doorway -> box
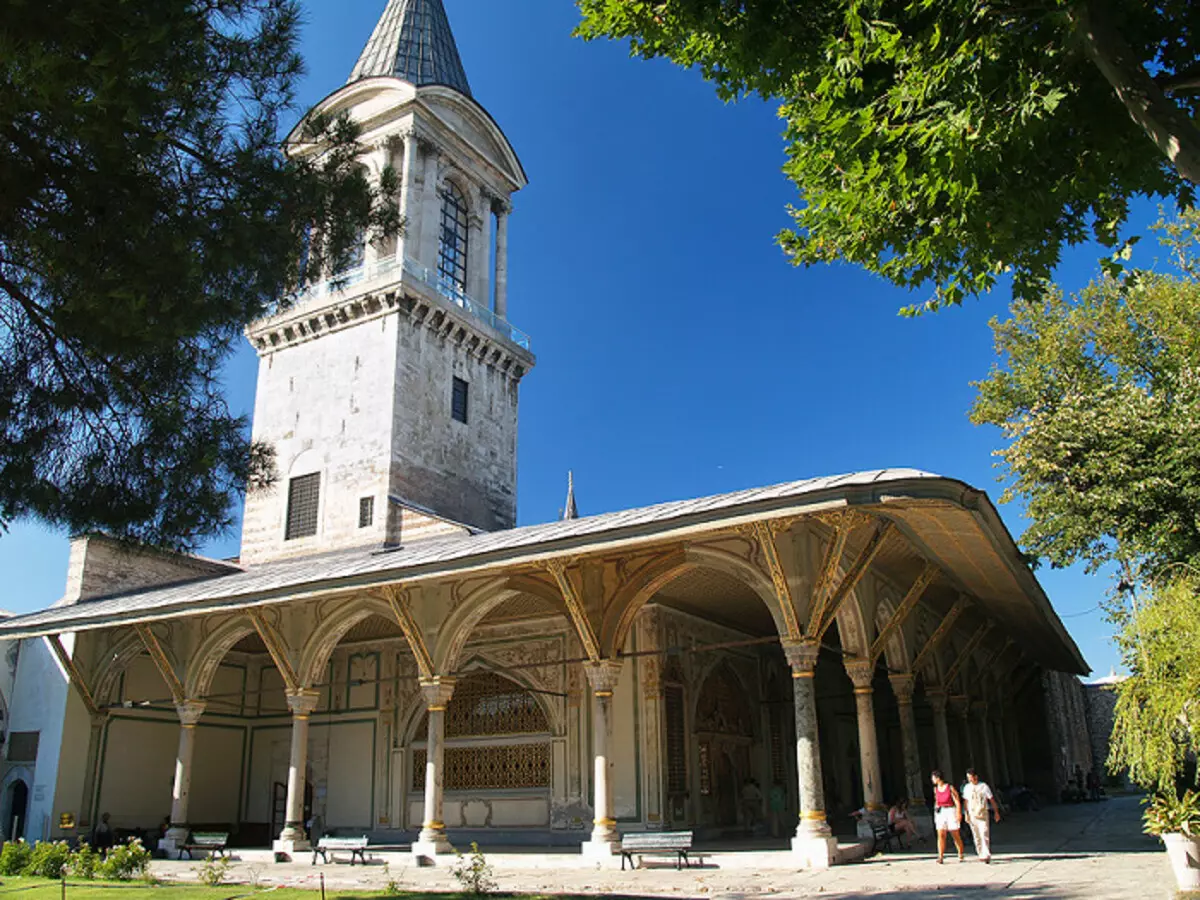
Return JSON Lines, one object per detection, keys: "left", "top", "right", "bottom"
{"left": 8, "top": 780, "right": 28, "bottom": 841}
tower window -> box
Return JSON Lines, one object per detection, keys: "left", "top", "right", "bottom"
{"left": 451, "top": 376, "right": 469, "bottom": 424}
{"left": 285, "top": 473, "right": 320, "bottom": 540}
{"left": 438, "top": 182, "right": 470, "bottom": 295}
{"left": 359, "top": 496, "right": 375, "bottom": 528}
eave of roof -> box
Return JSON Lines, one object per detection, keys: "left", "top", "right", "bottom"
{"left": 0, "top": 469, "right": 1089, "bottom": 675}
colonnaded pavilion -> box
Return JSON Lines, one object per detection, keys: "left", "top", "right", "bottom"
{"left": 0, "top": 0, "right": 1091, "bottom": 869}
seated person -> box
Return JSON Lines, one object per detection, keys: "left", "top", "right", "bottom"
{"left": 888, "top": 799, "right": 921, "bottom": 847}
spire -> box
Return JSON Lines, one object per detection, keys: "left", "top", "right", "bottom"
{"left": 349, "top": 0, "right": 472, "bottom": 97}
{"left": 563, "top": 471, "right": 579, "bottom": 521}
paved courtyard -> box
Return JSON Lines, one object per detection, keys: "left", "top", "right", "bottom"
{"left": 153, "top": 795, "right": 1174, "bottom": 899}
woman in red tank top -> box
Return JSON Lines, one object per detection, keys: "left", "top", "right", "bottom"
{"left": 930, "top": 770, "right": 965, "bottom": 863}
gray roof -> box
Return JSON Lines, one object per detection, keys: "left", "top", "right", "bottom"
{"left": 0, "top": 469, "right": 1090, "bottom": 674}
{"left": 349, "top": 0, "right": 472, "bottom": 97}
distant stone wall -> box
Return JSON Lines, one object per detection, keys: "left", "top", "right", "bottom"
{"left": 1042, "top": 670, "right": 1095, "bottom": 798}
{"left": 61, "top": 534, "right": 238, "bottom": 605}
{"left": 1084, "top": 683, "right": 1125, "bottom": 785}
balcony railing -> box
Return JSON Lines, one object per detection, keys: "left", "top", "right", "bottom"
{"left": 295, "top": 257, "right": 530, "bottom": 351}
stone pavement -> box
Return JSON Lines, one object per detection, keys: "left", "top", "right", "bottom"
{"left": 152, "top": 796, "right": 1174, "bottom": 899}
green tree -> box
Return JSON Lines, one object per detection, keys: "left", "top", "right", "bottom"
{"left": 575, "top": 0, "right": 1199, "bottom": 310}
{"left": 0, "top": 0, "right": 399, "bottom": 548}
{"left": 970, "top": 213, "right": 1200, "bottom": 579}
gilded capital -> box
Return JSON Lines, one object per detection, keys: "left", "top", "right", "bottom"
{"left": 781, "top": 639, "right": 820, "bottom": 674}
{"left": 584, "top": 659, "right": 624, "bottom": 695}
{"left": 286, "top": 689, "right": 321, "bottom": 717}
{"left": 419, "top": 676, "right": 457, "bottom": 709}
{"left": 926, "top": 688, "right": 948, "bottom": 713}
{"left": 843, "top": 659, "right": 876, "bottom": 690}
{"left": 888, "top": 672, "right": 916, "bottom": 703}
{"left": 176, "top": 699, "right": 206, "bottom": 726}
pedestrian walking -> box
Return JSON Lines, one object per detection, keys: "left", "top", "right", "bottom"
{"left": 930, "top": 770, "right": 964, "bottom": 863}
{"left": 963, "top": 768, "right": 1001, "bottom": 863}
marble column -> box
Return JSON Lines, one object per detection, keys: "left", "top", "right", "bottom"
{"left": 973, "top": 701, "right": 997, "bottom": 783}
{"left": 397, "top": 133, "right": 421, "bottom": 263}
{"left": 467, "top": 205, "right": 488, "bottom": 303}
{"left": 161, "top": 700, "right": 205, "bottom": 854}
{"left": 952, "top": 696, "right": 974, "bottom": 772}
{"left": 275, "top": 690, "right": 319, "bottom": 853}
{"left": 928, "top": 690, "right": 955, "bottom": 782}
{"left": 889, "top": 674, "right": 929, "bottom": 833}
{"left": 992, "top": 711, "right": 1012, "bottom": 787}
{"left": 413, "top": 678, "right": 457, "bottom": 859}
{"left": 581, "top": 660, "right": 624, "bottom": 859}
{"left": 419, "top": 143, "right": 441, "bottom": 271}
{"left": 845, "top": 660, "right": 885, "bottom": 835}
{"left": 493, "top": 201, "right": 510, "bottom": 319}
{"left": 1005, "top": 705, "right": 1025, "bottom": 783}
{"left": 782, "top": 641, "right": 837, "bottom": 868}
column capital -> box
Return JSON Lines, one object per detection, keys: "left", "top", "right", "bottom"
{"left": 286, "top": 689, "right": 320, "bottom": 717}
{"left": 971, "top": 699, "right": 989, "bottom": 719}
{"left": 843, "top": 658, "right": 876, "bottom": 691}
{"left": 584, "top": 659, "right": 624, "bottom": 695}
{"left": 175, "top": 700, "right": 206, "bottom": 726}
{"left": 419, "top": 677, "right": 457, "bottom": 709}
{"left": 888, "top": 672, "right": 916, "bottom": 703}
{"left": 927, "top": 688, "right": 949, "bottom": 713}
{"left": 949, "top": 694, "right": 971, "bottom": 717}
{"left": 491, "top": 197, "right": 512, "bottom": 217}
{"left": 781, "top": 639, "right": 821, "bottom": 674}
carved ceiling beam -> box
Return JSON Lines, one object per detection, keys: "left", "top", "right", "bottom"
{"left": 973, "top": 636, "right": 1014, "bottom": 689}
{"left": 870, "top": 561, "right": 939, "bottom": 665}
{"left": 748, "top": 521, "right": 803, "bottom": 642}
{"left": 943, "top": 621, "right": 994, "bottom": 688}
{"left": 47, "top": 634, "right": 99, "bottom": 716}
{"left": 381, "top": 585, "right": 436, "bottom": 680}
{"left": 1010, "top": 664, "right": 1043, "bottom": 699}
{"left": 133, "top": 623, "right": 185, "bottom": 706}
{"left": 911, "top": 595, "right": 969, "bottom": 677}
{"left": 816, "top": 519, "right": 895, "bottom": 639}
{"left": 545, "top": 559, "right": 602, "bottom": 662}
{"left": 249, "top": 609, "right": 299, "bottom": 694}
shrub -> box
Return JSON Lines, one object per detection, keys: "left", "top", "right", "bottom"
{"left": 24, "top": 841, "right": 71, "bottom": 879}
{"left": 68, "top": 842, "right": 99, "bottom": 880}
{"left": 99, "top": 839, "right": 150, "bottom": 881}
{"left": 0, "top": 840, "right": 32, "bottom": 876}
{"left": 1144, "top": 790, "right": 1200, "bottom": 837}
{"left": 195, "top": 854, "right": 230, "bottom": 887}
{"left": 451, "top": 842, "right": 496, "bottom": 895}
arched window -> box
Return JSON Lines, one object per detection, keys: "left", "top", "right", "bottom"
{"left": 412, "top": 673, "right": 550, "bottom": 791}
{"left": 437, "top": 182, "right": 470, "bottom": 294}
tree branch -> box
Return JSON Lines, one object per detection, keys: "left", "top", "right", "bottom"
{"left": 1069, "top": 0, "right": 1200, "bottom": 184}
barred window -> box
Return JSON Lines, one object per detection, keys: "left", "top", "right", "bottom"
{"left": 698, "top": 742, "right": 712, "bottom": 796}
{"left": 412, "top": 744, "right": 551, "bottom": 791}
{"left": 7, "top": 732, "right": 38, "bottom": 762}
{"left": 358, "top": 496, "right": 374, "bottom": 528}
{"left": 451, "top": 377, "right": 468, "bottom": 424}
{"left": 285, "top": 473, "right": 320, "bottom": 540}
{"left": 665, "top": 683, "right": 687, "bottom": 795}
{"left": 438, "top": 182, "right": 469, "bottom": 294}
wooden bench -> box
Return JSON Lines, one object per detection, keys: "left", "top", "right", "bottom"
{"left": 620, "top": 831, "right": 694, "bottom": 870}
{"left": 312, "top": 836, "right": 369, "bottom": 866}
{"left": 179, "top": 832, "right": 229, "bottom": 860}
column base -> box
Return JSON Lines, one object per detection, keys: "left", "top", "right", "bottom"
{"left": 272, "top": 838, "right": 312, "bottom": 858}
{"left": 412, "top": 830, "right": 454, "bottom": 862}
{"left": 908, "top": 803, "right": 933, "bottom": 838}
{"left": 791, "top": 834, "right": 838, "bottom": 868}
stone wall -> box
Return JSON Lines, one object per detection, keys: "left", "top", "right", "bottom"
{"left": 1042, "top": 670, "right": 1095, "bottom": 799}
{"left": 62, "top": 535, "right": 238, "bottom": 604}
{"left": 1084, "top": 682, "right": 1125, "bottom": 785}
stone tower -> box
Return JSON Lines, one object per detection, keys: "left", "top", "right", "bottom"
{"left": 240, "top": 0, "right": 532, "bottom": 564}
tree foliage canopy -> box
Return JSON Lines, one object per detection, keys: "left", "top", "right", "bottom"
{"left": 575, "top": 0, "right": 1200, "bottom": 310}
{"left": 0, "top": 0, "right": 398, "bottom": 548}
{"left": 970, "top": 213, "right": 1200, "bottom": 578}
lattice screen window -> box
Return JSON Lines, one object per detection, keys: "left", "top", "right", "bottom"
{"left": 769, "top": 707, "right": 786, "bottom": 784}
{"left": 664, "top": 683, "right": 687, "bottom": 795}
{"left": 451, "top": 376, "right": 469, "bottom": 424}
{"left": 698, "top": 742, "right": 712, "bottom": 796}
{"left": 412, "top": 744, "right": 551, "bottom": 791}
{"left": 285, "top": 473, "right": 320, "bottom": 540}
{"left": 415, "top": 673, "right": 549, "bottom": 740}
{"left": 358, "top": 496, "right": 374, "bottom": 529}
{"left": 438, "top": 182, "right": 469, "bottom": 293}
{"left": 7, "top": 731, "right": 38, "bottom": 762}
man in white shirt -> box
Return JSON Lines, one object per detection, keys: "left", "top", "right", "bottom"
{"left": 963, "top": 768, "right": 1001, "bottom": 862}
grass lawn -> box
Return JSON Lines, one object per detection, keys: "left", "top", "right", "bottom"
{"left": 0, "top": 880, "right": 605, "bottom": 900}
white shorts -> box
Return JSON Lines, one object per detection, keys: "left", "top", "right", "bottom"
{"left": 934, "top": 807, "right": 960, "bottom": 831}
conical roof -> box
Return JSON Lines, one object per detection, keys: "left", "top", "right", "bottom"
{"left": 349, "top": 0, "right": 472, "bottom": 97}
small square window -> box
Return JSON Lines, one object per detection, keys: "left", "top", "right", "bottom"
{"left": 359, "top": 496, "right": 375, "bottom": 529}
{"left": 7, "top": 731, "right": 38, "bottom": 763}
{"left": 285, "top": 473, "right": 320, "bottom": 540}
{"left": 451, "top": 376, "right": 469, "bottom": 424}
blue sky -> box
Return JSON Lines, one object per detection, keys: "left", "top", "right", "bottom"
{"left": 0, "top": 0, "right": 1162, "bottom": 678}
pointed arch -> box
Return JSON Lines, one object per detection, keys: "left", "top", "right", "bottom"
{"left": 184, "top": 615, "right": 259, "bottom": 700}
{"left": 872, "top": 593, "right": 912, "bottom": 672}
{"left": 832, "top": 594, "right": 870, "bottom": 658}
{"left": 297, "top": 594, "right": 398, "bottom": 687}
{"left": 602, "top": 545, "right": 788, "bottom": 657}
{"left": 911, "top": 611, "right": 946, "bottom": 687}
